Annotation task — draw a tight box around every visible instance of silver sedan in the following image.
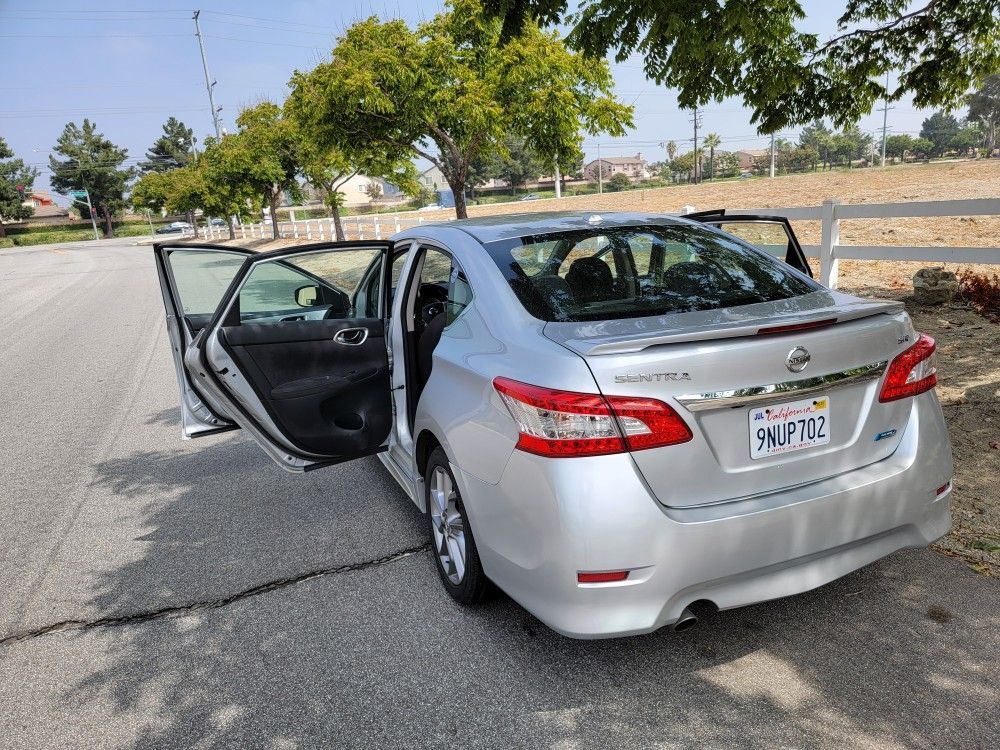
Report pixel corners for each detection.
[155,211,953,638]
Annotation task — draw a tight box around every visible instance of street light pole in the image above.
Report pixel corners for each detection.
[193,10,223,139]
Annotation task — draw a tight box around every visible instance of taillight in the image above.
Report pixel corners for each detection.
[493,377,692,457]
[879,334,937,402]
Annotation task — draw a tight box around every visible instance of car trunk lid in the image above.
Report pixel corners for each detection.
[543,290,917,508]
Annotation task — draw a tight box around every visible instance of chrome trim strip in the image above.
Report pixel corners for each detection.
[676,361,888,412]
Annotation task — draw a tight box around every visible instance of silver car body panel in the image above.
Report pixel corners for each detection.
[156,212,955,638]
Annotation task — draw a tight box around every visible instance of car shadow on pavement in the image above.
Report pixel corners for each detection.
[54,438,1000,749]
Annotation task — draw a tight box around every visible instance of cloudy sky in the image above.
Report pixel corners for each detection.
[2,1,942,198]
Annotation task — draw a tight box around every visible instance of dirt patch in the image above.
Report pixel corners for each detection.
[838,260,1000,577]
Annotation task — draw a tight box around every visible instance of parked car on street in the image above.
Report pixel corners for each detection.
[418,203,443,212]
[519,193,540,201]
[155,211,953,638]
[155,221,192,234]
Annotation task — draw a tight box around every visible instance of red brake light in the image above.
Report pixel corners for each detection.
[493,377,692,458]
[879,334,937,402]
[757,318,838,336]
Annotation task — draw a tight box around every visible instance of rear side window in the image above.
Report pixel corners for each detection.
[486,224,818,322]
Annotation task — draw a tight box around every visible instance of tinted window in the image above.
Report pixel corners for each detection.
[167,249,246,315]
[486,224,818,322]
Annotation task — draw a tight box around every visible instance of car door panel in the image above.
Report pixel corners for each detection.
[178,240,396,472]
[216,318,391,456]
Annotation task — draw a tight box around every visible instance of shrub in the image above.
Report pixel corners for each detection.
[957,269,1000,321]
[607,173,632,191]
[0,237,14,249]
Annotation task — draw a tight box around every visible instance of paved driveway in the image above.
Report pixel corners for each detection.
[0,240,997,749]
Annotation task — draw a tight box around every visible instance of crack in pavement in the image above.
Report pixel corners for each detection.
[0,543,432,648]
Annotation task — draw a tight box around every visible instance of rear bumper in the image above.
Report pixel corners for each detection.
[461,392,953,638]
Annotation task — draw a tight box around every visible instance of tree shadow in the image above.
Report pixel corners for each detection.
[36,437,999,748]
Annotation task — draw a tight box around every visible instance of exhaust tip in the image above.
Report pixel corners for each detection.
[673,607,698,632]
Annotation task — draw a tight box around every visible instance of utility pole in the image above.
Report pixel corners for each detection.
[690,106,701,183]
[769,132,776,178]
[879,70,893,167]
[553,154,561,199]
[193,10,222,138]
[597,142,603,194]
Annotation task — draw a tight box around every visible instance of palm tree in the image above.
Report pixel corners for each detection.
[666,140,678,161]
[703,133,722,179]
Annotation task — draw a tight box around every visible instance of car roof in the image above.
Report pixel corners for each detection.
[435,211,687,244]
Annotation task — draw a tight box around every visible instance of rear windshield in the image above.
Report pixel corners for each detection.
[484,224,819,322]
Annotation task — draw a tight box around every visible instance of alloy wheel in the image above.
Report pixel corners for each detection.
[429,465,466,585]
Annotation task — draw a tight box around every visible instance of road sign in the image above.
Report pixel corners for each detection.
[69,190,89,199]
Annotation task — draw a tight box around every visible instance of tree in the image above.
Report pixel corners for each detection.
[920,111,960,156]
[0,137,38,239]
[798,120,833,169]
[485,0,1000,133]
[702,133,721,179]
[968,74,1000,157]
[714,151,740,178]
[607,172,631,191]
[131,166,207,238]
[293,127,417,240]
[286,0,632,219]
[139,117,195,173]
[911,137,935,159]
[666,140,678,161]
[49,119,132,238]
[950,123,981,156]
[230,102,302,239]
[197,135,270,239]
[885,134,915,163]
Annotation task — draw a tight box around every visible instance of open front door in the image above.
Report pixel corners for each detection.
[686,210,813,277]
[155,243,253,438]
[187,241,395,472]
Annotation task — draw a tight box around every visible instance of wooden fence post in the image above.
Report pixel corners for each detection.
[820,198,841,288]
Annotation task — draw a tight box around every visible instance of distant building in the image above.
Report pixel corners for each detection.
[294,175,406,208]
[22,191,69,220]
[736,149,769,171]
[584,153,649,181]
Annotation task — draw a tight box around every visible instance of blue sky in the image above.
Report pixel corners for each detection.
[2,1,943,199]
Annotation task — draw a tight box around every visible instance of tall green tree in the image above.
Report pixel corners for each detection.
[0,137,38,239]
[885,134,915,163]
[49,119,132,238]
[665,140,677,162]
[131,166,207,237]
[232,102,302,238]
[287,0,632,219]
[798,120,834,170]
[139,117,196,173]
[485,0,1000,133]
[702,133,721,179]
[197,135,269,239]
[920,111,961,156]
[968,74,1000,157]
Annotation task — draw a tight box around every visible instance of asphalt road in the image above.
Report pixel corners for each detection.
[0,239,997,749]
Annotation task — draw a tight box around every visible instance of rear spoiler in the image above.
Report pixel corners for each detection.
[544,294,905,356]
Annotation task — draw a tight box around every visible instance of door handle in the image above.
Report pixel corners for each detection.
[333,327,369,346]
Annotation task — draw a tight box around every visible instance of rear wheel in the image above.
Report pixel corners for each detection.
[425,447,489,604]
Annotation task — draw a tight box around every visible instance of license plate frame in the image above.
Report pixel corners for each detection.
[748,395,830,460]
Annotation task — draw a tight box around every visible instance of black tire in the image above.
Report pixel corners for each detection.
[424,447,490,604]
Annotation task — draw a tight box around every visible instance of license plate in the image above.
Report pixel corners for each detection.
[749,395,830,459]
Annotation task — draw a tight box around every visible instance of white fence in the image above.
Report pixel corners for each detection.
[717,198,1000,288]
[200,211,453,245]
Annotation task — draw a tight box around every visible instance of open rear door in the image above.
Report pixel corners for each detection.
[155,243,253,438]
[183,241,395,472]
[686,210,813,277]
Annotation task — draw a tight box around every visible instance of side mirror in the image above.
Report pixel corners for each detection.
[295,284,320,307]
